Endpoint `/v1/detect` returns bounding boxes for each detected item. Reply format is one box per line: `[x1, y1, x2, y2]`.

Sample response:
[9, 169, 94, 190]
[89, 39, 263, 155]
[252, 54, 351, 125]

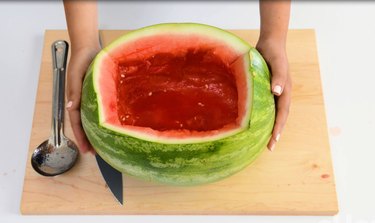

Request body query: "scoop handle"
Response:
[51, 40, 69, 146]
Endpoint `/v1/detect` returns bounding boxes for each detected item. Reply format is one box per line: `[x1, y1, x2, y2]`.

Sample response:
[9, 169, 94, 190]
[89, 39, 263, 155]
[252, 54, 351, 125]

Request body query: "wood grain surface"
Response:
[20, 29, 338, 215]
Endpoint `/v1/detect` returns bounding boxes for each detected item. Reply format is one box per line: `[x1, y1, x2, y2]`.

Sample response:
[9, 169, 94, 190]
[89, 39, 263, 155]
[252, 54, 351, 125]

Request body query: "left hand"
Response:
[256, 38, 292, 152]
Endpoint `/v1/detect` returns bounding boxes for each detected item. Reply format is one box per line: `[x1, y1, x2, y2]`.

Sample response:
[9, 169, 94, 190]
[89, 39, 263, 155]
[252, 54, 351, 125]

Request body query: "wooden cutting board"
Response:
[21, 29, 338, 215]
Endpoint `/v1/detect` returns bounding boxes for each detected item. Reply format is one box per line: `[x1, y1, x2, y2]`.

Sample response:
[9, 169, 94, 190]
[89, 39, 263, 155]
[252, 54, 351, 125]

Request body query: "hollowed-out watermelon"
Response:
[81, 23, 275, 185]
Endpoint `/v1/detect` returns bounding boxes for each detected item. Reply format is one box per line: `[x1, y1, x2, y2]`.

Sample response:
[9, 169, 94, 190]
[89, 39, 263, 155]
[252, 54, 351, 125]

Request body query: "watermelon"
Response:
[81, 23, 275, 185]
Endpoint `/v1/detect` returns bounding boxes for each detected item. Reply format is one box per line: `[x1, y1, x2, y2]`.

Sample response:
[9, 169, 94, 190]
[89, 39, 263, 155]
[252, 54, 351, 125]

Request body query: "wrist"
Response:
[256, 38, 288, 63]
[71, 44, 101, 57]
[69, 46, 101, 69]
[257, 35, 286, 50]
[70, 36, 101, 54]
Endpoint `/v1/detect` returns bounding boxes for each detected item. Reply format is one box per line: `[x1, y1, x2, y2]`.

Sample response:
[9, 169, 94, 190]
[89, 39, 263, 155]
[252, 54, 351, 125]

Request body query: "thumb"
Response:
[270, 59, 288, 96]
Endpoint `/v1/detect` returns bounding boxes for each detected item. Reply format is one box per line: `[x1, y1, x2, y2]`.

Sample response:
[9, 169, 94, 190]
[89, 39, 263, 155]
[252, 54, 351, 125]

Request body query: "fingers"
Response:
[66, 54, 95, 154]
[66, 63, 84, 103]
[267, 75, 291, 152]
[67, 100, 94, 154]
[266, 54, 290, 152]
[255, 40, 290, 152]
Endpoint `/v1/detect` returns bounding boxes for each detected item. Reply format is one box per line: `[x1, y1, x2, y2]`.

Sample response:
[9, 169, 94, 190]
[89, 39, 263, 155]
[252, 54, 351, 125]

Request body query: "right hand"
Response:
[66, 47, 100, 154]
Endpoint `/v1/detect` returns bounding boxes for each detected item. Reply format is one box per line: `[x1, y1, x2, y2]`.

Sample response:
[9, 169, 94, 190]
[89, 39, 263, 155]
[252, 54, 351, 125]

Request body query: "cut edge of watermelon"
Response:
[92, 23, 253, 144]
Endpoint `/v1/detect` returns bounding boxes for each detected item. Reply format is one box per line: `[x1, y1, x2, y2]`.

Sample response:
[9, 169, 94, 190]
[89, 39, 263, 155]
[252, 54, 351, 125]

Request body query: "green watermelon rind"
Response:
[81, 23, 275, 186]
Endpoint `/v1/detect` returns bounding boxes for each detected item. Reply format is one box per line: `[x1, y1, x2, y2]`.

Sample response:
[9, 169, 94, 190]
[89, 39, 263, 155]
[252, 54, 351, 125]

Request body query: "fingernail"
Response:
[273, 85, 282, 95]
[275, 133, 280, 142]
[66, 101, 73, 109]
[269, 143, 275, 152]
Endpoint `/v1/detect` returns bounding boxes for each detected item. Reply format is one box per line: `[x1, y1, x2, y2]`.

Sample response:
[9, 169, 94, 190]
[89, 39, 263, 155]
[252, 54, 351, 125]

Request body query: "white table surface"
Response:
[1, 1, 374, 222]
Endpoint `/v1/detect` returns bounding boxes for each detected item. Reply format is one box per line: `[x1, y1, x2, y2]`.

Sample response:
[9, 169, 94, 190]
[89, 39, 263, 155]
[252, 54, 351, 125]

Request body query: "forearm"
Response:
[63, 0, 100, 53]
[258, 0, 291, 46]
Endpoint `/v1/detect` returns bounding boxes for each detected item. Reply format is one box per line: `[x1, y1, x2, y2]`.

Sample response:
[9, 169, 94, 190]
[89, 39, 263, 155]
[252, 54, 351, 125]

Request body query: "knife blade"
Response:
[95, 154, 123, 205]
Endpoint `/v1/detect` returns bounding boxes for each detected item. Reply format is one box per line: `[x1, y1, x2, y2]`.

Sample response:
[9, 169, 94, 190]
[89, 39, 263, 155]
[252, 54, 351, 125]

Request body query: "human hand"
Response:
[66, 47, 100, 154]
[256, 38, 292, 152]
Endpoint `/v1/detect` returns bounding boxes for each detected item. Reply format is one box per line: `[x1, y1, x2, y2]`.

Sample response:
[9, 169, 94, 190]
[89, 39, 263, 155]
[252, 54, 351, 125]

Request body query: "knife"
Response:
[95, 154, 123, 205]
